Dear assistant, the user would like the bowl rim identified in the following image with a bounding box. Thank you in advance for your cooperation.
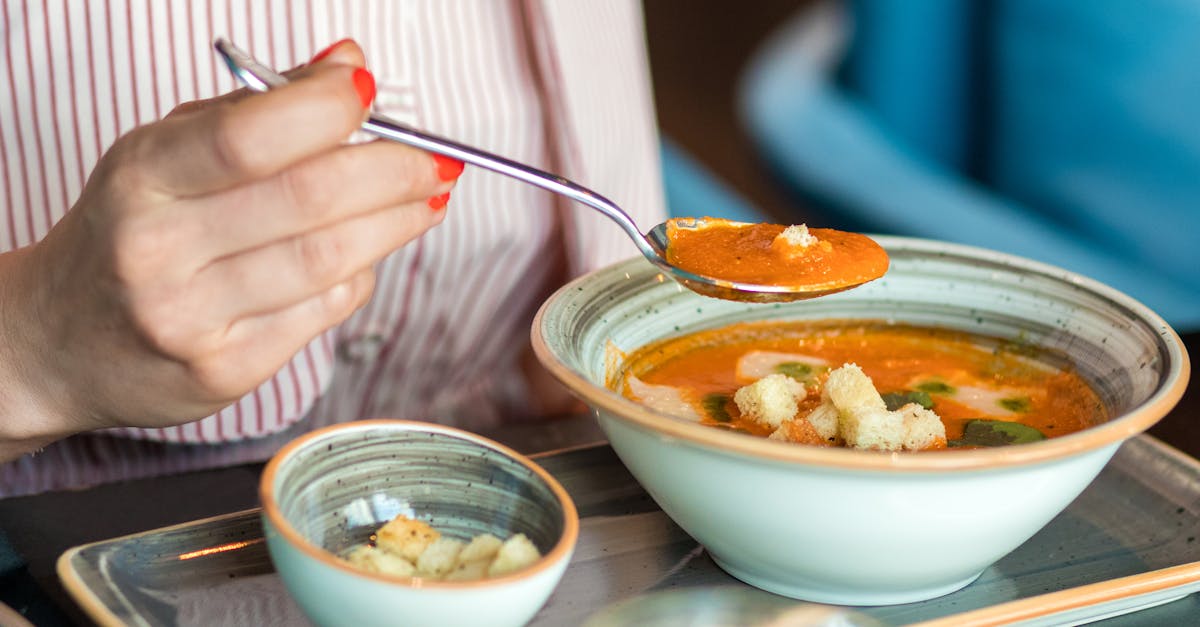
[531,236,1192,472]
[259,419,580,588]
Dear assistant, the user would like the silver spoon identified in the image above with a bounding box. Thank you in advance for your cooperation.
[214,38,862,303]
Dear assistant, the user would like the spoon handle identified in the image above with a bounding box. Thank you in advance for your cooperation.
[213,38,657,260]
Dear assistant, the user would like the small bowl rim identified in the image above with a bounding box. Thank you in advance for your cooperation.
[531,236,1191,472]
[259,419,580,589]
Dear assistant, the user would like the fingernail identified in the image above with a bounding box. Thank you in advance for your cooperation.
[428,192,451,210]
[433,154,465,181]
[309,38,353,65]
[352,68,375,108]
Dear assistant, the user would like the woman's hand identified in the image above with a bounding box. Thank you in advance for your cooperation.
[0,42,461,457]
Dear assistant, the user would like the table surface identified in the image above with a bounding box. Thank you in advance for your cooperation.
[3,374,1199,627]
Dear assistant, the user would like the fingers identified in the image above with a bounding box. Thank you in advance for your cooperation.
[127,63,375,197]
[190,267,376,397]
[182,140,456,258]
[192,199,446,322]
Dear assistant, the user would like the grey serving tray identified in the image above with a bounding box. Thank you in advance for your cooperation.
[59,438,1200,626]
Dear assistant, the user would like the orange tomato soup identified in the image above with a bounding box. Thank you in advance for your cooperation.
[615,320,1105,447]
[664,220,889,289]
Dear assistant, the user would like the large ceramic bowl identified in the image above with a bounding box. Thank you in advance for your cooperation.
[532,236,1189,606]
[259,420,578,627]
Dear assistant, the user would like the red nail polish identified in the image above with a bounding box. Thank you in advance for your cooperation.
[309,38,353,65]
[352,68,375,108]
[433,154,465,181]
[428,192,451,210]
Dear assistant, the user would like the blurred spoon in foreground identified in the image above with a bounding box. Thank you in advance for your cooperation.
[214,39,887,303]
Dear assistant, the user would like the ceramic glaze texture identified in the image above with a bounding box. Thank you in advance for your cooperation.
[532,236,1189,605]
[259,421,578,627]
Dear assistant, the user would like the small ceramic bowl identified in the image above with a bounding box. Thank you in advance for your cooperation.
[532,236,1189,606]
[259,420,578,627]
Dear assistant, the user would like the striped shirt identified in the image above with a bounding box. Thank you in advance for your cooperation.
[0,0,666,496]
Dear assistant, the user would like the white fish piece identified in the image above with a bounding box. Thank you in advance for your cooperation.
[625,375,703,421]
[735,351,829,382]
[948,385,1029,418]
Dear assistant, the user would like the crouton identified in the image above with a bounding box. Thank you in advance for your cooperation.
[897,403,948,450]
[416,536,465,578]
[804,401,841,443]
[839,405,906,451]
[376,515,440,562]
[823,364,887,411]
[826,364,917,451]
[772,224,834,258]
[445,557,491,582]
[346,517,543,582]
[745,364,949,452]
[345,545,417,577]
[458,533,504,563]
[775,224,818,249]
[733,373,807,428]
[769,416,830,446]
[487,533,542,577]
[443,533,505,581]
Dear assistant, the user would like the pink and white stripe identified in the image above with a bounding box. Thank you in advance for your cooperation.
[0,0,665,496]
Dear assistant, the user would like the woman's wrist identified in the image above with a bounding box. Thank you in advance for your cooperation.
[0,245,84,460]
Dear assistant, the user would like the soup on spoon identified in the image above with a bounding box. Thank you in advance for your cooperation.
[651,218,889,301]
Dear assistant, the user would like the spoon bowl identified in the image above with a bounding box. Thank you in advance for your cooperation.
[645,219,878,302]
[214,39,873,303]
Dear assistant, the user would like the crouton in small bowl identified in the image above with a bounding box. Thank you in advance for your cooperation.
[259,420,578,627]
[532,236,1188,606]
